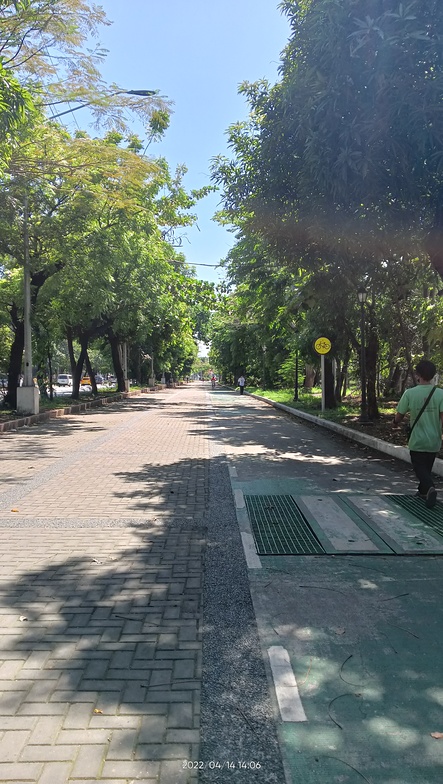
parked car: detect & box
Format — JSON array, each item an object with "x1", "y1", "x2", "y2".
[
  {"x1": 80, "y1": 376, "x2": 91, "y2": 386},
  {"x1": 57, "y1": 374, "x2": 72, "y2": 386}
]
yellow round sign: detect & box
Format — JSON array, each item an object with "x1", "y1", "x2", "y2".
[{"x1": 314, "y1": 337, "x2": 332, "y2": 355}]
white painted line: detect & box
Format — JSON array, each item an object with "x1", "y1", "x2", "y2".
[
  {"x1": 268, "y1": 646, "x2": 307, "y2": 722},
  {"x1": 234, "y1": 488, "x2": 245, "y2": 509},
  {"x1": 241, "y1": 532, "x2": 262, "y2": 569}
]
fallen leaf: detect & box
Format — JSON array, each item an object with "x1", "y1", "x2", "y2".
[
  {"x1": 431, "y1": 732, "x2": 443, "y2": 739},
  {"x1": 93, "y1": 708, "x2": 103, "y2": 714},
  {"x1": 11, "y1": 509, "x2": 19, "y2": 513}
]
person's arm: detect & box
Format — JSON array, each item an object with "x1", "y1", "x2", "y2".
[{"x1": 394, "y1": 391, "x2": 409, "y2": 426}]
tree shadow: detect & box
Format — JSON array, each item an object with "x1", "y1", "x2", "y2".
[
  {"x1": 0, "y1": 515, "x2": 205, "y2": 779},
  {"x1": 163, "y1": 391, "x2": 414, "y2": 495},
  {"x1": 0, "y1": 441, "x2": 289, "y2": 781},
  {"x1": 0, "y1": 395, "x2": 171, "y2": 469},
  {"x1": 251, "y1": 554, "x2": 443, "y2": 783},
  {"x1": 0, "y1": 384, "x2": 433, "y2": 782},
  {"x1": 113, "y1": 458, "x2": 209, "y2": 516}
]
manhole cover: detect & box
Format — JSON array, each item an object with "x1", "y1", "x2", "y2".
[{"x1": 244, "y1": 495, "x2": 325, "y2": 555}]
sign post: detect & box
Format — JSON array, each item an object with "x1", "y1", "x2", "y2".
[{"x1": 314, "y1": 337, "x2": 332, "y2": 412}]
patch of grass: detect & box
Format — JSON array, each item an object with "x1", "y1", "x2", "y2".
[{"x1": 247, "y1": 387, "x2": 397, "y2": 422}]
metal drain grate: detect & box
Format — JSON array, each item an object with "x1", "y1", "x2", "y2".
[
  {"x1": 388, "y1": 495, "x2": 443, "y2": 538},
  {"x1": 244, "y1": 495, "x2": 325, "y2": 555}
]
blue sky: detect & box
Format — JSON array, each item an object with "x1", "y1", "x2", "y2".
[{"x1": 90, "y1": 0, "x2": 290, "y2": 284}]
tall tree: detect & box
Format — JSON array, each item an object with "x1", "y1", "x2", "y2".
[{"x1": 252, "y1": 1, "x2": 443, "y2": 275}]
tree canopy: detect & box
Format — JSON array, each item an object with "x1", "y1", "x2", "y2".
[
  {"x1": 210, "y1": 0, "x2": 443, "y2": 415},
  {"x1": 0, "y1": 0, "x2": 214, "y2": 407}
]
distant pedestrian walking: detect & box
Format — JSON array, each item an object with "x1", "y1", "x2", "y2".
[
  {"x1": 238, "y1": 375, "x2": 246, "y2": 395},
  {"x1": 394, "y1": 359, "x2": 443, "y2": 508}
]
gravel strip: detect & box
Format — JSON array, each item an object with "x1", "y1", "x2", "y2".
[{"x1": 199, "y1": 431, "x2": 286, "y2": 783}]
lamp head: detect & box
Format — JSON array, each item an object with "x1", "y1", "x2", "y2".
[
  {"x1": 357, "y1": 287, "x2": 367, "y2": 304},
  {"x1": 126, "y1": 89, "x2": 158, "y2": 96}
]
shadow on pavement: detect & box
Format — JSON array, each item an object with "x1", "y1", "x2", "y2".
[
  {"x1": 112, "y1": 457, "x2": 208, "y2": 516},
  {"x1": 251, "y1": 554, "x2": 443, "y2": 784},
  {"x1": 163, "y1": 391, "x2": 413, "y2": 496},
  {"x1": 0, "y1": 515, "x2": 205, "y2": 779}
]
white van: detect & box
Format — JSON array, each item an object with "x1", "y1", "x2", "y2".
[{"x1": 57, "y1": 374, "x2": 72, "y2": 386}]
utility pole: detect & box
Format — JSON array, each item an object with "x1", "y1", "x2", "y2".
[{"x1": 16, "y1": 190, "x2": 39, "y2": 415}]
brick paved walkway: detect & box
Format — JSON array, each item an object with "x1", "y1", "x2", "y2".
[{"x1": 0, "y1": 386, "x2": 209, "y2": 783}]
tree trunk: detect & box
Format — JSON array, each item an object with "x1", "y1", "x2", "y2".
[
  {"x1": 324, "y1": 356, "x2": 337, "y2": 409},
  {"x1": 67, "y1": 328, "x2": 76, "y2": 378},
  {"x1": 334, "y1": 359, "x2": 342, "y2": 403},
  {"x1": 136, "y1": 348, "x2": 141, "y2": 385},
  {"x1": 48, "y1": 345, "x2": 54, "y2": 401},
  {"x1": 366, "y1": 320, "x2": 379, "y2": 420},
  {"x1": 303, "y1": 364, "x2": 315, "y2": 390},
  {"x1": 71, "y1": 344, "x2": 87, "y2": 400},
  {"x1": 3, "y1": 307, "x2": 24, "y2": 409},
  {"x1": 293, "y1": 350, "x2": 299, "y2": 401},
  {"x1": 84, "y1": 347, "x2": 97, "y2": 395},
  {"x1": 340, "y1": 353, "x2": 350, "y2": 398},
  {"x1": 384, "y1": 363, "x2": 401, "y2": 397},
  {"x1": 399, "y1": 369, "x2": 409, "y2": 395},
  {"x1": 395, "y1": 301, "x2": 415, "y2": 388},
  {"x1": 108, "y1": 330, "x2": 126, "y2": 392}
]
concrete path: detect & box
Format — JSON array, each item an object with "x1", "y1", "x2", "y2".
[
  {"x1": 209, "y1": 388, "x2": 443, "y2": 784},
  {"x1": 2, "y1": 383, "x2": 443, "y2": 784}
]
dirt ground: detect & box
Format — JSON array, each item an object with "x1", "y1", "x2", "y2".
[{"x1": 342, "y1": 411, "x2": 443, "y2": 459}]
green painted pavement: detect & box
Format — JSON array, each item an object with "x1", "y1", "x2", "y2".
[{"x1": 250, "y1": 555, "x2": 443, "y2": 784}]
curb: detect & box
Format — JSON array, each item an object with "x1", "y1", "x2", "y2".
[
  {"x1": 0, "y1": 389, "x2": 146, "y2": 434},
  {"x1": 246, "y1": 391, "x2": 443, "y2": 479}
]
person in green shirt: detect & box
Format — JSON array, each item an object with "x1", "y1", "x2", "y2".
[{"x1": 394, "y1": 359, "x2": 443, "y2": 508}]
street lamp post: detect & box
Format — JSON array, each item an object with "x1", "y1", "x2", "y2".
[
  {"x1": 357, "y1": 287, "x2": 369, "y2": 423},
  {"x1": 48, "y1": 90, "x2": 157, "y2": 120},
  {"x1": 16, "y1": 191, "x2": 40, "y2": 415},
  {"x1": 141, "y1": 351, "x2": 155, "y2": 388},
  {"x1": 15, "y1": 87, "x2": 157, "y2": 414}
]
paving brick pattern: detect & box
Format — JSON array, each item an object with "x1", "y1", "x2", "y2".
[
  {"x1": 0, "y1": 392, "x2": 208, "y2": 519},
  {"x1": 0, "y1": 387, "x2": 209, "y2": 782}
]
